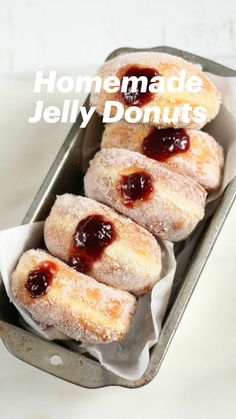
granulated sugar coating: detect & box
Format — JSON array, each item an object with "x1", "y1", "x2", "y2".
[
  {"x1": 90, "y1": 52, "x2": 221, "y2": 129},
  {"x1": 101, "y1": 121, "x2": 224, "y2": 191},
  {"x1": 84, "y1": 148, "x2": 207, "y2": 242},
  {"x1": 44, "y1": 194, "x2": 162, "y2": 295},
  {"x1": 11, "y1": 249, "x2": 137, "y2": 344}
]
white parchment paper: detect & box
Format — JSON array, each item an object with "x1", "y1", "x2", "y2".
[
  {"x1": 206, "y1": 73, "x2": 236, "y2": 202},
  {"x1": 0, "y1": 221, "x2": 176, "y2": 380},
  {"x1": 0, "y1": 72, "x2": 236, "y2": 380}
]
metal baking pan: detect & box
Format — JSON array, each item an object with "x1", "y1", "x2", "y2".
[{"x1": 0, "y1": 46, "x2": 236, "y2": 388}]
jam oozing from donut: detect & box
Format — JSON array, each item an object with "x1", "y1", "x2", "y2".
[
  {"x1": 118, "y1": 171, "x2": 154, "y2": 207},
  {"x1": 70, "y1": 215, "x2": 116, "y2": 274},
  {"x1": 142, "y1": 128, "x2": 190, "y2": 161},
  {"x1": 120, "y1": 66, "x2": 159, "y2": 107},
  {"x1": 25, "y1": 260, "x2": 57, "y2": 297}
]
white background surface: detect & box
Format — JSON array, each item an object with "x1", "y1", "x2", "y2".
[{"x1": 0, "y1": 0, "x2": 236, "y2": 418}]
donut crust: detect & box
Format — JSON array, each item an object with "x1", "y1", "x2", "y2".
[
  {"x1": 11, "y1": 249, "x2": 137, "y2": 344},
  {"x1": 84, "y1": 148, "x2": 207, "y2": 242},
  {"x1": 44, "y1": 194, "x2": 162, "y2": 296},
  {"x1": 90, "y1": 52, "x2": 221, "y2": 129},
  {"x1": 101, "y1": 120, "x2": 224, "y2": 191}
]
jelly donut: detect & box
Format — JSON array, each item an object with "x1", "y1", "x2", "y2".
[
  {"x1": 101, "y1": 120, "x2": 224, "y2": 192},
  {"x1": 44, "y1": 194, "x2": 162, "y2": 295},
  {"x1": 11, "y1": 249, "x2": 137, "y2": 344},
  {"x1": 84, "y1": 148, "x2": 207, "y2": 242},
  {"x1": 90, "y1": 52, "x2": 221, "y2": 129}
]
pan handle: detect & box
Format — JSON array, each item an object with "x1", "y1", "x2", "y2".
[{"x1": 0, "y1": 320, "x2": 126, "y2": 388}]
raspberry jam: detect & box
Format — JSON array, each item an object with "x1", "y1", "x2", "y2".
[
  {"x1": 118, "y1": 171, "x2": 154, "y2": 207},
  {"x1": 70, "y1": 215, "x2": 116, "y2": 274},
  {"x1": 25, "y1": 260, "x2": 57, "y2": 297},
  {"x1": 142, "y1": 128, "x2": 190, "y2": 161},
  {"x1": 120, "y1": 65, "x2": 159, "y2": 107}
]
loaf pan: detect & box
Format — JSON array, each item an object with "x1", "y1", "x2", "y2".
[{"x1": 0, "y1": 46, "x2": 236, "y2": 388}]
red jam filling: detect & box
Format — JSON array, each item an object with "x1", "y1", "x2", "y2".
[
  {"x1": 142, "y1": 128, "x2": 190, "y2": 161},
  {"x1": 120, "y1": 65, "x2": 159, "y2": 107},
  {"x1": 25, "y1": 260, "x2": 57, "y2": 298},
  {"x1": 69, "y1": 215, "x2": 116, "y2": 274},
  {"x1": 118, "y1": 171, "x2": 154, "y2": 207}
]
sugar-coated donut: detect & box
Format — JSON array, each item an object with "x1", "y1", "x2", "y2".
[
  {"x1": 44, "y1": 194, "x2": 162, "y2": 296},
  {"x1": 90, "y1": 52, "x2": 221, "y2": 129},
  {"x1": 84, "y1": 148, "x2": 207, "y2": 242},
  {"x1": 11, "y1": 249, "x2": 137, "y2": 344},
  {"x1": 101, "y1": 120, "x2": 224, "y2": 192}
]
